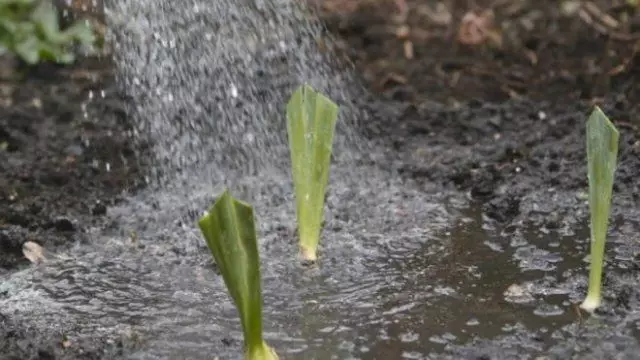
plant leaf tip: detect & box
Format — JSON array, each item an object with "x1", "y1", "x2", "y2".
[{"x1": 588, "y1": 106, "x2": 619, "y2": 134}]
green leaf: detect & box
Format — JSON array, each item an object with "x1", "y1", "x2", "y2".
[
  {"x1": 198, "y1": 189, "x2": 278, "y2": 359},
  {"x1": 0, "y1": 0, "x2": 36, "y2": 6},
  {"x1": 13, "y1": 34, "x2": 39, "y2": 64},
  {"x1": 0, "y1": 0, "x2": 97, "y2": 65},
  {"x1": 581, "y1": 106, "x2": 620, "y2": 312},
  {"x1": 31, "y1": 2, "x2": 60, "y2": 39},
  {"x1": 0, "y1": 16, "x2": 21, "y2": 34},
  {"x1": 64, "y1": 20, "x2": 95, "y2": 45},
  {"x1": 286, "y1": 84, "x2": 339, "y2": 262}
]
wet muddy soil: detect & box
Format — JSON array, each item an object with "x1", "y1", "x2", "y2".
[
  {"x1": 2, "y1": 0, "x2": 640, "y2": 359},
  {"x1": 318, "y1": 0, "x2": 640, "y2": 255},
  {"x1": 315, "y1": 0, "x2": 640, "y2": 357},
  {"x1": 0, "y1": 57, "x2": 147, "y2": 358}
]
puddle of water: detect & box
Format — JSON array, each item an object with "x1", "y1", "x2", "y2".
[
  {"x1": 1, "y1": 161, "x2": 456, "y2": 358},
  {"x1": 2, "y1": 182, "x2": 600, "y2": 359}
]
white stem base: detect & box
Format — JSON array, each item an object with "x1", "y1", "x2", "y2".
[
  {"x1": 580, "y1": 296, "x2": 601, "y2": 313},
  {"x1": 300, "y1": 246, "x2": 317, "y2": 263}
]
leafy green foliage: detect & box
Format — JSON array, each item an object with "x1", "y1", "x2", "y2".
[
  {"x1": 0, "y1": 0, "x2": 96, "y2": 64},
  {"x1": 286, "y1": 84, "x2": 339, "y2": 263},
  {"x1": 580, "y1": 106, "x2": 620, "y2": 312},
  {"x1": 198, "y1": 189, "x2": 279, "y2": 360}
]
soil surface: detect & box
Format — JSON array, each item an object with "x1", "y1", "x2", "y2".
[
  {"x1": 317, "y1": 0, "x2": 640, "y2": 224},
  {"x1": 320, "y1": 0, "x2": 640, "y2": 104},
  {"x1": 316, "y1": 1, "x2": 640, "y2": 357},
  {"x1": 2, "y1": 0, "x2": 640, "y2": 359},
  {"x1": 0, "y1": 56, "x2": 147, "y2": 358}
]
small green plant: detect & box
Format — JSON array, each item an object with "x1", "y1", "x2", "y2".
[
  {"x1": 286, "y1": 84, "x2": 339, "y2": 263},
  {"x1": 198, "y1": 189, "x2": 279, "y2": 360},
  {"x1": 580, "y1": 106, "x2": 620, "y2": 313},
  {"x1": 0, "y1": 0, "x2": 96, "y2": 64}
]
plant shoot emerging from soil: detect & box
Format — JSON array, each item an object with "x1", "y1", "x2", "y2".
[
  {"x1": 580, "y1": 106, "x2": 619, "y2": 313},
  {"x1": 286, "y1": 84, "x2": 339, "y2": 263},
  {"x1": 198, "y1": 189, "x2": 279, "y2": 360}
]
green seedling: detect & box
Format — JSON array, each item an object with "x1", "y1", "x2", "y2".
[
  {"x1": 198, "y1": 189, "x2": 279, "y2": 360},
  {"x1": 286, "y1": 84, "x2": 339, "y2": 263},
  {"x1": 580, "y1": 106, "x2": 619, "y2": 313}
]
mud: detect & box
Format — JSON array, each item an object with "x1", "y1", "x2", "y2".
[
  {"x1": 1, "y1": 0, "x2": 640, "y2": 359},
  {"x1": 0, "y1": 57, "x2": 147, "y2": 358},
  {"x1": 321, "y1": 0, "x2": 640, "y2": 224}
]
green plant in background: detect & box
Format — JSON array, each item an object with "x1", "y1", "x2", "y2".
[
  {"x1": 580, "y1": 106, "x2": 620, "y2": 313},
  {"x1": 198, "y1": 189, "x2": 279, "y2": 360},
  {"x1": 286, "y1": 84, "x2": 339, "y2": 263},
  {"x1": 0, "y1": 0, "x2": 96, "y2": 64}
]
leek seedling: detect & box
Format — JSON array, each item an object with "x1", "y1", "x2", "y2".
[
  {"x1": 198, "y1": 189, "x2": 279, "y2": 360},
  {"x1": 286, "y1": 84, "x2": 339, "y2": 263},
  {"x1": 580, "y1": 106, "x2": 619, "y2": 313}
]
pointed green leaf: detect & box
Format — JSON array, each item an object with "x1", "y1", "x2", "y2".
[
  {"x1": 581, "y1": 106, "x2": 620, "y2": 312},
  {"x1": 286, "y1": 84, "x2": 339, "y2": 262},
  {"x1": 31, "y1": 1, "x2": 65, "y2": 44},
  {"x1": 198, "y1": 189, "x2": 277, "y2": 358}
]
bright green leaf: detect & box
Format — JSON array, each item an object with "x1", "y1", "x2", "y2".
[
  {"x1": 198, "y1": 189, "x2": 279, "y2": 360},
  {"x1": 580, "y1": 106, "x2": 620, "y2": 312},
  {"x1": 286, "y1": 84, "x2": 339, "y2": 263}
]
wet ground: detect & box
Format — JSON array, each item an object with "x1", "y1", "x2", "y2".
[
  {"x1": 1, "y1": 0, "x2": 640, "y2": 359},
  {"x1": 0, "y1": 56, "x2": 149, "y2": 358},
  {"x1": 0, "y1": 57, "x2": 147, "y2": 272}
]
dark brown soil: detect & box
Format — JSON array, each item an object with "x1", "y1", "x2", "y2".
[
  {"x1": 317, "y1": 0, "x2": 640, "y2": 223},
  {"x1": 313, "y1": 3, "x2": 640, "y2": 358},
  {"x1": 319, "y1": 0, "x2": 640, "y2": 105},
  {"x1": 0, "y1": 55, "x2": 148, "y2": 359},
  {"x1": 0, "y1": 57, "x2": 147, "y2": 272}
]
